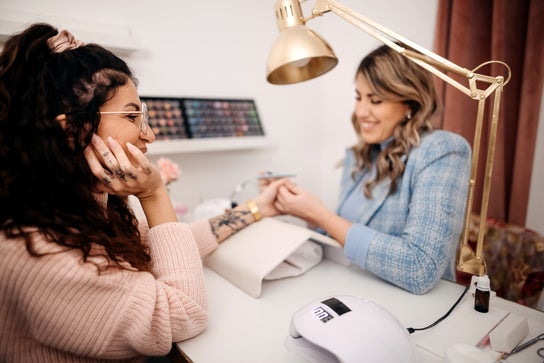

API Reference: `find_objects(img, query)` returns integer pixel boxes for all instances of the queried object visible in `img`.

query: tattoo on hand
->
[101,169,115,185]
[114,168,126,181]
[105,169,114,179]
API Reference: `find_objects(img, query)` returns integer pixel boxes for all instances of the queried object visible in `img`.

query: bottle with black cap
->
[474,274,490,313]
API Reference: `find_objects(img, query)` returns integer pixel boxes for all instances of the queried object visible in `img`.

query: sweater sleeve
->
[17,222,208,359]
[140,218,219,258]
[187,219,219,257]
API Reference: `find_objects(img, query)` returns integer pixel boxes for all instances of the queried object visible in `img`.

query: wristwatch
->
[247,200,262,221]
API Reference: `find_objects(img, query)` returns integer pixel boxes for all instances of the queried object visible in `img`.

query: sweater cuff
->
[188,219,219,257]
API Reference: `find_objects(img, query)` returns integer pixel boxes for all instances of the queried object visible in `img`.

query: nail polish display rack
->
[142,96,265,141]
[141,96,269,155]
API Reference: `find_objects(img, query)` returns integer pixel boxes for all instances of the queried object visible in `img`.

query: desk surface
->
[178,259,544,363]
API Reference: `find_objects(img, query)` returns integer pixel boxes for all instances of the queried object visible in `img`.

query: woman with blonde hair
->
[268,44,471,294]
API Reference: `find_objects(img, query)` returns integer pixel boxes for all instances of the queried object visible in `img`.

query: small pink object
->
[157,157,181,185]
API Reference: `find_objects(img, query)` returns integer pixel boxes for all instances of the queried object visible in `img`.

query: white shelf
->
[146,136,273,155]
[0,10,140,56]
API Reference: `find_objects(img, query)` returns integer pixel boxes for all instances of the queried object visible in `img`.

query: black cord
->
[537,347,544,361]
[407,283,470,334]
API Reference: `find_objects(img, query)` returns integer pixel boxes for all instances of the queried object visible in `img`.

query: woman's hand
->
[252,178,291,218]
[269,179,350,244]
[208,178,292,244]
[84,134,164,200]
[274,179,330,227]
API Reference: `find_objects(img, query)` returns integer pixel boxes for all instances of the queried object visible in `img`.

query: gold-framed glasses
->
[99,102,148,134]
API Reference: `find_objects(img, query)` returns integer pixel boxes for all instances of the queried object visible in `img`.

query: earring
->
[401,112,412,125]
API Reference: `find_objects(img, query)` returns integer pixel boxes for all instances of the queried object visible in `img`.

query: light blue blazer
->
[339,130,471,294]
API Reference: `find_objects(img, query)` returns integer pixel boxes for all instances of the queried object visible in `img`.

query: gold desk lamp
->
[266,0,511,278]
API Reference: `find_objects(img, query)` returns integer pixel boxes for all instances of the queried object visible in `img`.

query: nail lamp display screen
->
[312,297,351,323]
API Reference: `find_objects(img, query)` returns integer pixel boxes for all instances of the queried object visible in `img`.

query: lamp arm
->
[306,0,511,276]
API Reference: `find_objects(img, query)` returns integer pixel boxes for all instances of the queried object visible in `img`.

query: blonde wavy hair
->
[351,44,440,198]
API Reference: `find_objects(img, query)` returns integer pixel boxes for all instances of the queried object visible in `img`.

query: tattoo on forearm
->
[209,209,252,240]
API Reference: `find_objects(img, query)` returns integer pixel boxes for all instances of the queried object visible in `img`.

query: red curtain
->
[433,0,544,225]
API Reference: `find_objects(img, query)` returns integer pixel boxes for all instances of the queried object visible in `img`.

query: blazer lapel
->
[355,179,390,224]
[338,171,391,225]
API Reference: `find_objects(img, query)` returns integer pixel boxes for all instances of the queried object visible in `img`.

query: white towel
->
[264,240,323,280]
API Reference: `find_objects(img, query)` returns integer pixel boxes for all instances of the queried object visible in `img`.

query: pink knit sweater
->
[0,195,220,363]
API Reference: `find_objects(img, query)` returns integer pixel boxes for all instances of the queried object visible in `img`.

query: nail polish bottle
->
[474,275,490,313]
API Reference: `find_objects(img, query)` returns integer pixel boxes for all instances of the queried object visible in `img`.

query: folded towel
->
[264,240,323,280]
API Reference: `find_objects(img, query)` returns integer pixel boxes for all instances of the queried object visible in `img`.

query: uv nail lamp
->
[285,295,417,363]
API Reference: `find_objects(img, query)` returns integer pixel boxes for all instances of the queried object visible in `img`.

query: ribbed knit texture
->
[0,196,218,362]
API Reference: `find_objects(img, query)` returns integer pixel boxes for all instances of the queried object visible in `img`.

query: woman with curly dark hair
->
[0,23,284,362]
[265,44,472,295]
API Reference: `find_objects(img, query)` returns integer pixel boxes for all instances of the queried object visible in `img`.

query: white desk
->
[178,259,544,363]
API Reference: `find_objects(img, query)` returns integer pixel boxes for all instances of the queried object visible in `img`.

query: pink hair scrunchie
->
[47,29,85,53]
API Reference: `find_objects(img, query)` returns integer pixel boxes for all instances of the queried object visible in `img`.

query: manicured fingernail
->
[107,136,118,148]
[91,134,100,144]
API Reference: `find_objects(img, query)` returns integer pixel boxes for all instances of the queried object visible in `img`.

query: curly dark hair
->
[351,44,440,198]
[0,23,150,271]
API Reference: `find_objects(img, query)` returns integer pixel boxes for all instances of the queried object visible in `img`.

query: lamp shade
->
[266,24,338,85]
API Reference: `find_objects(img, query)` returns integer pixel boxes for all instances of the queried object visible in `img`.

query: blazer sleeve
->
[363,132,471,294]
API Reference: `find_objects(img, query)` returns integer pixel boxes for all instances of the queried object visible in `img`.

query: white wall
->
[2,0,541,230]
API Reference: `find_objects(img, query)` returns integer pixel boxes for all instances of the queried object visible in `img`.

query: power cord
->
[407,283,470,334]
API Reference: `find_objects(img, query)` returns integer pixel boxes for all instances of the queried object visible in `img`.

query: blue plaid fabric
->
[339,130,471,294]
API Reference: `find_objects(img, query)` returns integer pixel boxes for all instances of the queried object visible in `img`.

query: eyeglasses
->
[99,102,148,134]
